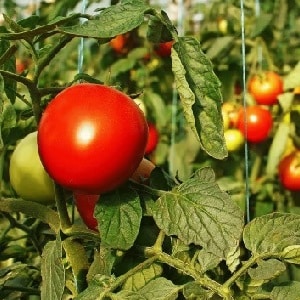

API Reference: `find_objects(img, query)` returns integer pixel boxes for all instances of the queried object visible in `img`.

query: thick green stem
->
[145,247,233,299]
[54,183,72,230]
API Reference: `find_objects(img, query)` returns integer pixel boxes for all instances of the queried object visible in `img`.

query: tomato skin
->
[38,83,149,194]
[224,129,245,152]
[74,193,99,231]
[278,151,300,191]
[248,71,284,105]
[9,132,55,204]
[154,41,173,57]
[237,106,273,143]
[145,122,159,155]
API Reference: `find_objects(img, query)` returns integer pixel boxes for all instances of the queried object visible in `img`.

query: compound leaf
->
[152,167,244,260]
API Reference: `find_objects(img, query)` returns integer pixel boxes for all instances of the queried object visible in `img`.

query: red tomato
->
[145,122,159,155]
[248,71,284,105]
[237,106,273,143]
[74,193,99,231]
[278,151,300,191]
[110,34,127,54]
[154,41,173,57]
[38,83,149,194]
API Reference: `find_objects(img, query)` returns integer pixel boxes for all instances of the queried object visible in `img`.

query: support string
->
[240,0,251,224]
[77,0,87,75]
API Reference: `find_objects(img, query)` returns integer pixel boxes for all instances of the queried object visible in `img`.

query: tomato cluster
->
[222,102,273,150]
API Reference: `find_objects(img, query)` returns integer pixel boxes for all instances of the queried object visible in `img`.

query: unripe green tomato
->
[9,131,55,204]
[224,129,245,152]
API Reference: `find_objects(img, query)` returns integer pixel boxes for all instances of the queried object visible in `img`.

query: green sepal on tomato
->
[248,71,283,105]
[37,83,149,195]
[237,106,273,143]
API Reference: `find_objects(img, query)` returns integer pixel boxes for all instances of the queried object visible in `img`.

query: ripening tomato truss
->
[38,83,149,194]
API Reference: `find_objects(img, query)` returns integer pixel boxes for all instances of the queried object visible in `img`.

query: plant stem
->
[145,247,233,299]
[222,255,258,289]
[54,183,72,230]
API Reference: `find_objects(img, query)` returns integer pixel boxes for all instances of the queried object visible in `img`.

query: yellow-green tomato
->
[222,109,230,130]
[224,129,245,152]
[9,131,55,204]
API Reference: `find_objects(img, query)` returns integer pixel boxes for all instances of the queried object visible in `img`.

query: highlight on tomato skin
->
[37,83,149,195]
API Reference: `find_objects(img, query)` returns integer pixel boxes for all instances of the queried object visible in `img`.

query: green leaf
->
[122,263,163,291]
[243,212,300,255]
[183,282,210,300]
[41,236,65,300]
[95,185,142,250]
[270,281,300,300]
[172,37,227,160]
[197,249,221,273]
[75,275,115,300]
[152,167,244,260]
[282,245,300,264]
[146,12,173,43]
[250,13,273,38]
[117,277,179,300]
[59,0,151,38]
[266,122,290,176]
[206,36,235,60]
[284,61,300,90]
[248,259,286,282]
[87,246,117,281]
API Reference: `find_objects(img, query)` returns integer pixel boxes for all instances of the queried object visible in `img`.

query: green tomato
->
[9,131,55,204]
[224,129,244,152]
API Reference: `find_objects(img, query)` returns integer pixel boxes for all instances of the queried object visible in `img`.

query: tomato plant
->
[145,122,159,155]
[248,71,284,105]
[224,129,244,151]
[278,151,300,191]
[74,158,155,231]
[237,106,273,143]
[9,132,55,204]
[38,83,149,194]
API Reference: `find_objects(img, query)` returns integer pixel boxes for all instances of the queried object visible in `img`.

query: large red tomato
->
[38,83,149,194]
[145,122,159,155]
[74,193,99,231]
[248,71,284,105]
[237,106,273,143]
[278,151,300,191]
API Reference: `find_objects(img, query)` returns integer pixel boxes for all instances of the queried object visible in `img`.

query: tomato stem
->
[54,183,72,230]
